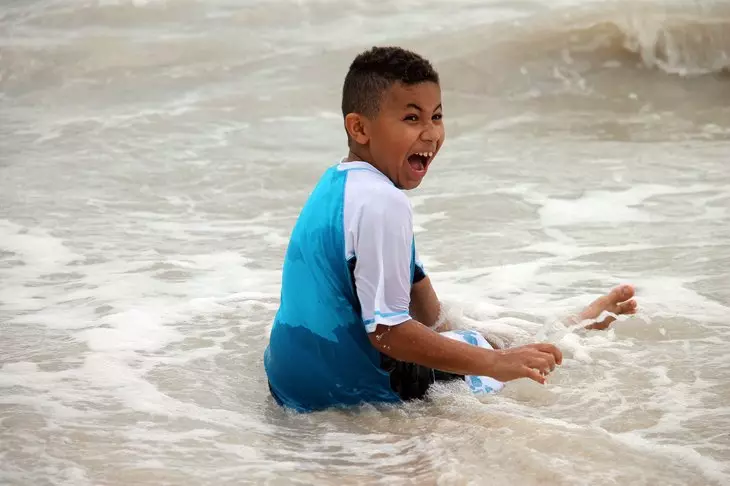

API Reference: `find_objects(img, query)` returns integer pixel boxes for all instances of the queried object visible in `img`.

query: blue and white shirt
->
[264,160,426,412]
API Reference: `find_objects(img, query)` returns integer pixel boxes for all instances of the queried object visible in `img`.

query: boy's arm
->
[368,320,561,384]
[410,275,451,332]
[411,274,504,349]
[352,189,560,383]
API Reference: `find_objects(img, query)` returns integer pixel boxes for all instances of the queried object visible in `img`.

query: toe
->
[610,284,635,304]
[578,284,637,327]
[618,299,638,315]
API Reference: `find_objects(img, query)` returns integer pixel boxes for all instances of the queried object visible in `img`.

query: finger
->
[541,350,557,371]
[523,366,546,384]
[526,356,551,376]
[529,355,551,374]
[531,343,563,365]
[526,344,558,368]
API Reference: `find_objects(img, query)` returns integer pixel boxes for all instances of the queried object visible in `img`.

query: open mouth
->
[407,151,434,173]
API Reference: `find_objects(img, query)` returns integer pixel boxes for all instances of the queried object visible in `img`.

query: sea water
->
[1,0,729,484]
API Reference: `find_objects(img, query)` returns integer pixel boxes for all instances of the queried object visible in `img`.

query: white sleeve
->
[353,190,414,333]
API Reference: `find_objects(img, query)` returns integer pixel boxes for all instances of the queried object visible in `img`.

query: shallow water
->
[1,0,729,484]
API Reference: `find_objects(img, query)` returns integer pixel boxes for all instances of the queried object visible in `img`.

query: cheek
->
[383,128,411,157]
[398,126,421,151]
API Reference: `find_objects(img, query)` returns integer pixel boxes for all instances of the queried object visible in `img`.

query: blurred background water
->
[1,0,729,484]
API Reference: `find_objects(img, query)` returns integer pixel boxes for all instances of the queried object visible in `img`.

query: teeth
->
[416,152,434,158]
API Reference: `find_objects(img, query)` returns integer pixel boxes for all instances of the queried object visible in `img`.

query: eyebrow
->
[406,103,442,112]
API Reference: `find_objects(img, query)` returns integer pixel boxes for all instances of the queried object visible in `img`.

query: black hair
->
[341,46,439,118]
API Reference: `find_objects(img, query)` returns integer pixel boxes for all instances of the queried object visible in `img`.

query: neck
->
[345,147,369,163]
[346,147,387,173]
[344,146,394,184]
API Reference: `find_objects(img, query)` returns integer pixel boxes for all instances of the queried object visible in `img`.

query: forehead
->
[380,81,442,111]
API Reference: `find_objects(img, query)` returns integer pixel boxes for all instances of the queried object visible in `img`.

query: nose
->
[420,121,438,143]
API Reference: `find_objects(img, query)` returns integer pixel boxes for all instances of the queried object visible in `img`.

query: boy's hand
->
[491,344,563,384]
[369,320,563,384]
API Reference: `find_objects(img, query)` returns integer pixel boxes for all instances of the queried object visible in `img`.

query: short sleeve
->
[353,190,414,333]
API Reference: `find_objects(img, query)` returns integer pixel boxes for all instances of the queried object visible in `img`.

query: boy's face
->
[353,81,445,190]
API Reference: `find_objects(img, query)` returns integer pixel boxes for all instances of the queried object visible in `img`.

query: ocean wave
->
[512,2,730,77]
[435,1,730,126]
[577,5,730,77]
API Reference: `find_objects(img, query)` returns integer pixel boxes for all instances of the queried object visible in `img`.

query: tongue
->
[408,155,425,171]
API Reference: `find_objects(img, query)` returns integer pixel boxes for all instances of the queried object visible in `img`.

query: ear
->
[344,113,370,146]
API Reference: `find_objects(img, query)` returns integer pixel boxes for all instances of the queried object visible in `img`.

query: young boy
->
[263,46,637,412]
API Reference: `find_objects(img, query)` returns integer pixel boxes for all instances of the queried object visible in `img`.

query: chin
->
[401,180,422,191]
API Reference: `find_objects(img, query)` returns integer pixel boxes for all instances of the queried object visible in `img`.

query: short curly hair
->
[341,46,439,118]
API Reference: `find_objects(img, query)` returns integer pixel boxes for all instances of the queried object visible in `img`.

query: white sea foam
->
[2,0,729,484]
[537,184,714,227]
[0,220,80,271]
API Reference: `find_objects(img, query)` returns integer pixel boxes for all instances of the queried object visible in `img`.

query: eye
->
[432,113,443,121]
[403,114,418,122]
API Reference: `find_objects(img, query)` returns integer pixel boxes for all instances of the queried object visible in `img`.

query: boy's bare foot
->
[574,284,638,330]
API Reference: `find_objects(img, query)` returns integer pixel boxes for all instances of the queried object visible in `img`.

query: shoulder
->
[343,166,411,219]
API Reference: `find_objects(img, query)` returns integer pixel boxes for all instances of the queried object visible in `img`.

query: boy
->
[263,46,637,412]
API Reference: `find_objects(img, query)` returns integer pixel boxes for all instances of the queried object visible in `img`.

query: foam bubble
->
[0,220,80,271]
[77,309,184,352]
[538,187,654,227]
